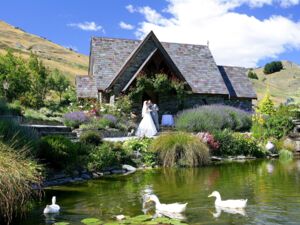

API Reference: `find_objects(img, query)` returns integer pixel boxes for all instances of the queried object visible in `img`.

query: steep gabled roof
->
[76,75,98,98]
[89,31,255,98]
[218,66,257,99]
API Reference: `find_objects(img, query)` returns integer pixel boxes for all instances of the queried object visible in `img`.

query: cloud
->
[126,4,135,13]
[131,0,300,67]
[63,45,78,52]
[67,21,104,32]
[119,21,135,30]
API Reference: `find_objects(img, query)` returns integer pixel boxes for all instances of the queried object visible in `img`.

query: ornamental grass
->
[150,132,210,167]
[0,141,42,224]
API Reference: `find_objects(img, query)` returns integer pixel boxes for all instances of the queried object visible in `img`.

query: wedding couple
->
[136,100,159,137]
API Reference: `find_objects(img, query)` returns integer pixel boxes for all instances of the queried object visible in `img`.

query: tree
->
[257,90,275,115]
[0,50,31,101]
[263,61,283,74]
[247,69,258,79]
[49,69,70,103]
[27,53,50,108]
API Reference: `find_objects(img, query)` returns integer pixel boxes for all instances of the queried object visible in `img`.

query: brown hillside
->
[251,61,300,105]
[0,20,88,82]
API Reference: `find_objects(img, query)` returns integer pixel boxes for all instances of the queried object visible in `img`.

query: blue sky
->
[0,0,300,67]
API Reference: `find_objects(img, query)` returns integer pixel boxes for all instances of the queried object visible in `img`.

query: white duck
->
[208,191,247,209]
[146,194,187,213]
[43,196,60,214]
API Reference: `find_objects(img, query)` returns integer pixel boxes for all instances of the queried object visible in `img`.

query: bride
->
[136,100,158,137]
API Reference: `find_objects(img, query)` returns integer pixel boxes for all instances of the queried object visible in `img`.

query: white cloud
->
[63,45,78,52]
[119,21,135,30]
[67,21,104,32]
[131,0,300,67]
[126,4,135,13]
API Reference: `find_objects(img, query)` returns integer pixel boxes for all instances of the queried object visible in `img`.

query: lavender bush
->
[175,105,252,133]
[63,111,89,128]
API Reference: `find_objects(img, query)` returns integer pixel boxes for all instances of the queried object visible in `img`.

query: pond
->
[22,159,300,225]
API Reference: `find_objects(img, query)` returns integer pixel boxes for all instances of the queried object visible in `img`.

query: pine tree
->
[257,90,275,115]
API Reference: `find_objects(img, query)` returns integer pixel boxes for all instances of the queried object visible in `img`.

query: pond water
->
[22,159,300,225]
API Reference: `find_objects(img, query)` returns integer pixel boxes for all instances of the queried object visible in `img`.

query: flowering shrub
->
[212,130,265,157]
[196,132,220,151]
[63,111,89,128]
[176,105,252,133]
[103,114,118,127]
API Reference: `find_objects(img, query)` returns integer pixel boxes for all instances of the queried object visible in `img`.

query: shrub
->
[103,114,118,127]
[80,130,102,146]
[122,138,155,167]
[87,142,132,171]
[248,69,258,79]
[263,61,283,74]
[63,111,89,128]
[196,132,220,151]
[0,141,42,224]
[150,132,210,167]
[175,105,252,133]
[0,99,22,116]
[38,135,88,170]
[257,91,275,115]
[212,130,265,157]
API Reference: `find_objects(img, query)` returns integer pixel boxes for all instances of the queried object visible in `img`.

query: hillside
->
[0,20,89,82]
[251,61,300,105]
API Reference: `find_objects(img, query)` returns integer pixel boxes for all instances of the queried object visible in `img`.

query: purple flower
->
[64,111,89,123]
[103,114,117,124]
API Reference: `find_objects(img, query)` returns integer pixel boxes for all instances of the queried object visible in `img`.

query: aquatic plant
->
[279,149,293,161]
[150,132,210,167]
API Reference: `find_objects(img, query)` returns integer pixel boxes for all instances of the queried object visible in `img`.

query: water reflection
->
[43,213,59,224]
[212,206,246,218]
[21,159,300,225]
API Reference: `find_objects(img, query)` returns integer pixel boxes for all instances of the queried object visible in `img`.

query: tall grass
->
[150,132,210,167]
[175,105,252,133]
[0,119,39,151]
[0,141,42,224]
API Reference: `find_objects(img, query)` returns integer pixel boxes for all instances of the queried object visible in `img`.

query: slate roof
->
[76,75,98,98]
[79,31,256,99]
[218,66,257,99]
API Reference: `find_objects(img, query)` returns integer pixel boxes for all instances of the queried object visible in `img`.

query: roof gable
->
[218,66,257,99]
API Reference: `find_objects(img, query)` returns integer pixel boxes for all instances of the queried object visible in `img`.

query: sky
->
[0,0,300,68]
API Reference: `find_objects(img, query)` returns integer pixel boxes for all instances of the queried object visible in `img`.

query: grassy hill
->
[251,61,300,105]
[0,20,88,82]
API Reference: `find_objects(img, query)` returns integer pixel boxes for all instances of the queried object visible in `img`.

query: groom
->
[148,100,160,131]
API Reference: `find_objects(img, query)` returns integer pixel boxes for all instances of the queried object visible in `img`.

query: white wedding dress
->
[136,104,157,138]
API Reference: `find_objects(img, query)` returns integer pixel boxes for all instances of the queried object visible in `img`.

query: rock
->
[116,215,126,221]
[122,164,137,172]
[73,177,84,182]
[211,156,222,161]
[52,172,67,180]
[236,155,246,160]
[111,169,126,174]
[266,141,275,152]
[81,174,91,180]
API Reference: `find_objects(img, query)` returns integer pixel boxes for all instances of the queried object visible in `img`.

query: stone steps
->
[21,124,77,139]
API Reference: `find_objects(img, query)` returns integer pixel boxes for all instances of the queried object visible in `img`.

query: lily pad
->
[81,217,103,225]
[54,222,70,225]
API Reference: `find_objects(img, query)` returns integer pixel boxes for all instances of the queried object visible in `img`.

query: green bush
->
[38,135,88,170]
[248,69,258,79]
[0,99,22,116]
[80,130,102,146]
[263,61,283,74]
[150,132,210,167]
[0,141,42,224]
[87,142,132,171]
[122,138,155,167]
[175,105,252,133]
[213,130,265,157]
